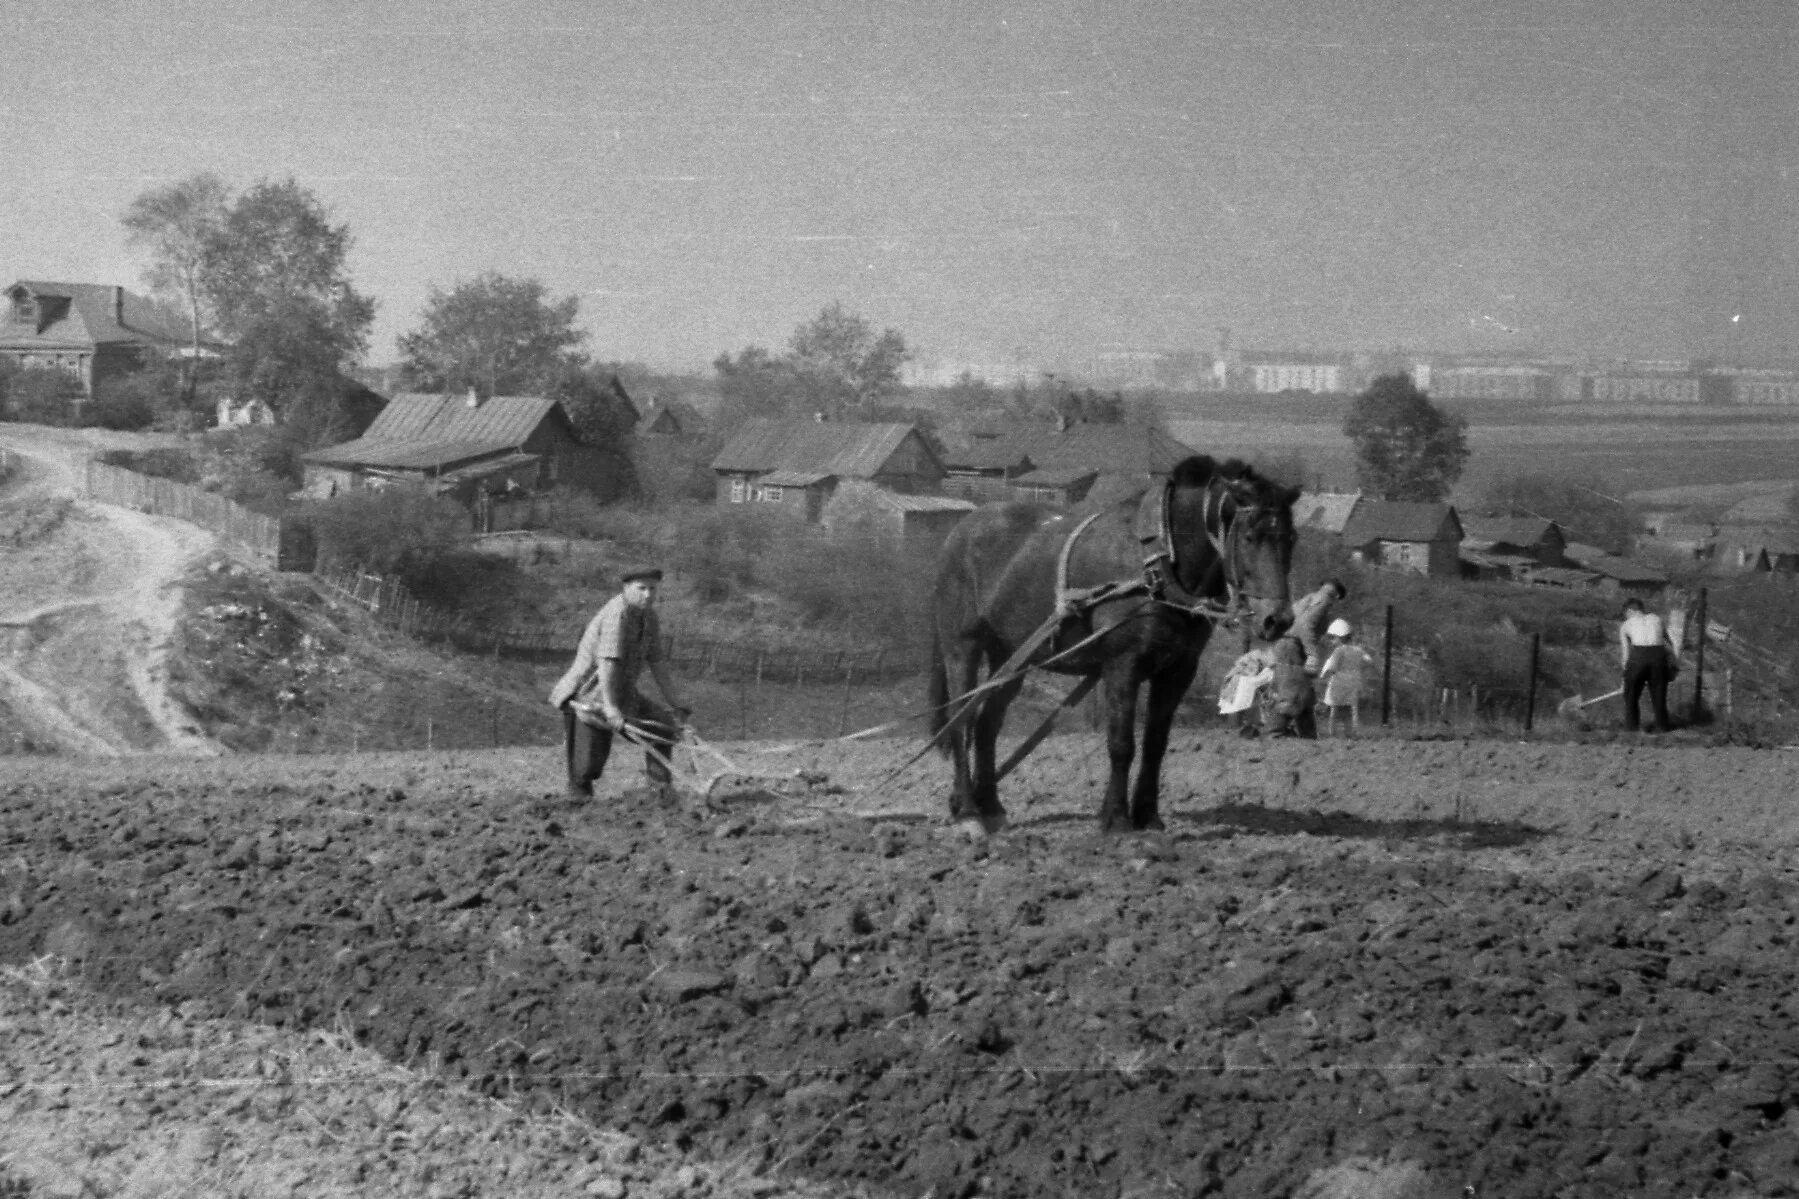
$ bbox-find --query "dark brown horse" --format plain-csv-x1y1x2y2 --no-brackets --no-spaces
927,455,1299,834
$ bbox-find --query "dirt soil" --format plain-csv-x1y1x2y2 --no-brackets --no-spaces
6,733,1799,1198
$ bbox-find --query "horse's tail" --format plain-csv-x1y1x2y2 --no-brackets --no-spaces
926,620,952,754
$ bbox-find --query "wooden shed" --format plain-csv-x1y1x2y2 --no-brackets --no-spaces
1338,501,1464,577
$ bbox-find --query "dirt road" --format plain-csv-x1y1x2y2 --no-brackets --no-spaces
0,423,218,756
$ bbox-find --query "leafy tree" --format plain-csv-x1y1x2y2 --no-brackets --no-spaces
398,272,587,397
549,363,640,444
713,302,909,424
785,301,909,416
120,172,230,375
201,178,376,437
0,362,84,425
713,345,801,424
1343,373,1469,502
1481,471,1642,553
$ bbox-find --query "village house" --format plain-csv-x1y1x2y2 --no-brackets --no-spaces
1459,516,1568,568
637,396,705,437
820,480,975,546
300,390,632,529
711,420,946,522
939,437,1036,503
1715,528,1799,574
2,280,195,398
1291,491,1361,535
1338,500,1464,577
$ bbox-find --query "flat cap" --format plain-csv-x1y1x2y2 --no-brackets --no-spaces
619,564,664,584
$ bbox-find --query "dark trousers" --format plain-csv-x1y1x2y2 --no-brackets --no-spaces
1622,645,1672,732
562,701,677,793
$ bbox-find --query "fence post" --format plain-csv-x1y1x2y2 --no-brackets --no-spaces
1690,587,1708,724
1523,632,1540,733
1380,604,1394,727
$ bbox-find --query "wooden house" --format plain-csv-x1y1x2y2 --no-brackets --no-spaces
1291,491,1361,535
821,480,975,545
300,391,630,527
710,420,945,522
939,437,1035,502
1338,501,1464,577
638,397,705,437
1009,466,1101,506
1459,516,1567,567
1716,528,1799,574
2,280,196,400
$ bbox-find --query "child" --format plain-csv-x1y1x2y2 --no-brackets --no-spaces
1218,645,1277,738
1318,618,1374,737
1261,637,1317,739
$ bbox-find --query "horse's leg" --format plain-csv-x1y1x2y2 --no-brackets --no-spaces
1097,660,1140,834
1131,656,1199,831
945,641,984,825
970,668,1023,835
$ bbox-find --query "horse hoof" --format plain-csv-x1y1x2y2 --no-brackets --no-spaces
956,814,1005,840
1134,816,1166,833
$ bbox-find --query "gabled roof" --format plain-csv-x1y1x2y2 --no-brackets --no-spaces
1024,423,1197,475
1718,527,1799,557
640,397,703,433
1647,522,1717,544
1561,541,1609,565
1292,491,1361,534
711,421,938,478
1339,500,1462,545
361,392,565,447
1460,516,1562,548
869,492,976,514
5,280,193,348
1012,466,1100,488
302,437,515,471
756,469,835,488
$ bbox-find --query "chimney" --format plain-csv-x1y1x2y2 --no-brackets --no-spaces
466,387,480,409
113,286,126,326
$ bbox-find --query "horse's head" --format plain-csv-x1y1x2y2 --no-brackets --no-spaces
1165,455,1299,640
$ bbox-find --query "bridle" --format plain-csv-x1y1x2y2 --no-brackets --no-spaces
1136,474,1289,623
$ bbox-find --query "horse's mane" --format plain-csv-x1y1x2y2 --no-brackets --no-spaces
1170,455,1292,504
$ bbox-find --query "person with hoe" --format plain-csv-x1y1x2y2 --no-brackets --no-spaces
1289,578,1349,674
550,564,693,801
1318,618,1373,737
1618,595,1677,733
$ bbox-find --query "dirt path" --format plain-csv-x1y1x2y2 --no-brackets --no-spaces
0,424,219,756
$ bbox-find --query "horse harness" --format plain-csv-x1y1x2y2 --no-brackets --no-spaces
1051,475,1269,627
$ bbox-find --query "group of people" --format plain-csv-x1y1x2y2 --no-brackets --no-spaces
1218,579,1372,739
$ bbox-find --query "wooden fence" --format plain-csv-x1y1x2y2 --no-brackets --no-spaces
82,460,282,559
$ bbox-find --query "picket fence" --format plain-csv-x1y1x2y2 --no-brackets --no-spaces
82,460,282,559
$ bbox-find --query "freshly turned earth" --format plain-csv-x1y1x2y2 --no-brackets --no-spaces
4,731,1799,1198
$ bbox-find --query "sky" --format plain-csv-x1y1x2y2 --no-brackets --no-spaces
5,0,1796,374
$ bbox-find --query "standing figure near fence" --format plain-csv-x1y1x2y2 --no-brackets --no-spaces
549,565,693,802
1289,578,1348,673
1618,596,1676,733
1318,618,1373,737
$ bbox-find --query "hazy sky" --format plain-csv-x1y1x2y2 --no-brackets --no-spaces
5,0,1795,372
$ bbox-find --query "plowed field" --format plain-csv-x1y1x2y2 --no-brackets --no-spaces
4,733,1798,1198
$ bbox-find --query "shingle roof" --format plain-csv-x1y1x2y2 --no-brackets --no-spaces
756,469,835,487
1459,516,1561,547
1339,501,1462,545
711,421,935,478
1292,491,1361,534
1526,566,1601,588
873,493,976,514
1011,466,1100,488
362,392,563,448
6,280,193,348
302,437,514,471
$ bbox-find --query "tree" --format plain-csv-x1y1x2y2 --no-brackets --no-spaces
398,272,587,397
785,302,909,416
120,172,230,387
1343,373,1470,502
714,303,910,425
201,178,376,437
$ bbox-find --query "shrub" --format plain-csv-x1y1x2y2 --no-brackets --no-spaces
302,488,471,575
0,365,83,425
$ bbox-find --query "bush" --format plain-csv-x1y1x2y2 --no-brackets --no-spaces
302,488,472,575
0,364,83,425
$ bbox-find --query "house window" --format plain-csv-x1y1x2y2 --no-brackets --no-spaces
755,484,784,502
8,290,33,326
730,477,747,503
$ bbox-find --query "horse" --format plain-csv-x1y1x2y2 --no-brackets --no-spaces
926,455,1299,835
